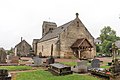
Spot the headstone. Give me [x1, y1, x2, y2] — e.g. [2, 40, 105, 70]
[39, 52, 42, 58]
[91, 59, 100, 68]
[10, 56, 19, 64]
[33, 57, 42, 66]
[72, 60, 87, 73]
[46, 44, 55, 64]
[46, 57, 55, 64]
[0, 49, 6, 63]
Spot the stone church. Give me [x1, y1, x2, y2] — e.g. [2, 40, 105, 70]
[33, 13, 96, 59]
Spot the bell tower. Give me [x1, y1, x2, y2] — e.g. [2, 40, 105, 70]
[42, 21, 57, 36]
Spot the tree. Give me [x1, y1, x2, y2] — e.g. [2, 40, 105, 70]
[96, 44, 100, 52]
[100, 26, 117, 42]
[7, 48, 14, 55]
[99, 26, 120, 55]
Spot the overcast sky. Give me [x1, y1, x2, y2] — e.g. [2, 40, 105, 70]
[0, 0, 120, 50]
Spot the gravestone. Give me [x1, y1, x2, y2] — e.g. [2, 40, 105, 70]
[0, 49, 7, 63]
[46, 57, 55, 64]
[91, 59, 100, 68]
[10, 56, 19, 64]
[46, 44, 55, 64]
[33, 57, 42, 66]
[72, 60, 87, 73]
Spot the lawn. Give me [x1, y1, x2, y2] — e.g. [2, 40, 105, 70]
[16, 70, 100, 80]
[0, 66, 32, 71]
[100, 65, 110, 69]
[60, 62, 77, 66]
[61, 61, 110, 69]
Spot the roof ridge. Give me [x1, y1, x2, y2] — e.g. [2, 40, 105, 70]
[39, 19, 74, 42]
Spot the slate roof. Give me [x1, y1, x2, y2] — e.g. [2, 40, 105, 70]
[15, 40, 31, 48]
[38, 14, 94, 42]
[0, 48, 5, 51]
[39, 20, 73, 42]
[115, 41, 120, 49]
[71, 38, 93, 48]
[94, 39, 102, 43]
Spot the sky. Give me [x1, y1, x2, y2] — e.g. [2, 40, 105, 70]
[0, 0, 120, 50]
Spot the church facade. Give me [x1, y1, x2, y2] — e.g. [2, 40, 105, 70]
[33, 13, 96, 59]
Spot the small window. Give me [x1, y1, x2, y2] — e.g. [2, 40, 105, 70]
[49, 28, 53, 31]
[43, 29, 44, 33]
[42, 45, 43, 52]
[77, 21, 79, 27]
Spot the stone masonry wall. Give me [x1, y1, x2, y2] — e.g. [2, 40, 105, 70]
[59, 18, 96, 58]
[37, 38, 59, 57]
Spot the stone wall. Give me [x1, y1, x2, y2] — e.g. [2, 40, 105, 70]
[59, 18, 96, 58]
[15, 40, 31, 56]
[36, 17, 96, 58]
[37, 38, 59, 57]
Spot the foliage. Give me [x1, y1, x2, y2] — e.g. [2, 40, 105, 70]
[102, 40, 112, 54]
[118, 50, 120, 54]
[60, 62, 77, 66]
[100, 26, 117, 42]
[0, 66, 32, 71]
[16, 70, 100, 80]
[7, 48, 14, 55]
[96, 44, 101, 52]
[100, 65, 110, 69]
[98, 26, 120, 54]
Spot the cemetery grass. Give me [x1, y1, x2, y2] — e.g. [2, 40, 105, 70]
[61, 61, 110, 69]
[16, 70, 100, 80]
[60, 62, 77, 66]
[0, 66, 32, 71]
[100, 65, 110, 69]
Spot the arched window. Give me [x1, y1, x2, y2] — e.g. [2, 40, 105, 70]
[42, 45, 43, 52]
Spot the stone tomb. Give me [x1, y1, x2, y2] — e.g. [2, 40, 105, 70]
[72, 60, 87, 73]
[32, 57, 42, 66]
[91, 59, 100, 68]
[48, 63, 72, 75]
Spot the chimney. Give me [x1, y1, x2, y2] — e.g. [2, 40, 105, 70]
[76, 13, 79, 18]
[21, 37, 23, 42]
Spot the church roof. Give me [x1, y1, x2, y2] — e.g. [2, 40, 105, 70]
[39, 20, 73, 42]
[71, 38, 93, 48]
[38, 13, 94, 42]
